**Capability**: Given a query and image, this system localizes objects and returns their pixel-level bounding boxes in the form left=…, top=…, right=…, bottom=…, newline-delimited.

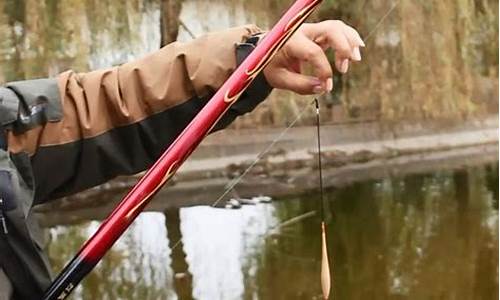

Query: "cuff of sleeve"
left=1, top=79, right=62, bottom=134
left=213, top=33, right=273, bottom=131
left=231, top=33, right=273, bottom=115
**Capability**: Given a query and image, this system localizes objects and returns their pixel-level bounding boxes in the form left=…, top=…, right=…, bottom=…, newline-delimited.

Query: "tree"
left=160, top=0, right=184, bottom=47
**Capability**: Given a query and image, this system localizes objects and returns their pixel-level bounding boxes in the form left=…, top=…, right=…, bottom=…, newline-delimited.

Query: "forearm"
left=2, top=25, right=272, bottom=204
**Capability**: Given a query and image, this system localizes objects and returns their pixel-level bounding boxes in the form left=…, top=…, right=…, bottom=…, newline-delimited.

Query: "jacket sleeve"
left=3, top=25, right=273, bottom=204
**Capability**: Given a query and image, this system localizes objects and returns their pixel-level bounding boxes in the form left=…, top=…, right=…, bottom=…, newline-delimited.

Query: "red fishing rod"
left=42, top=0, right=323, bottom=299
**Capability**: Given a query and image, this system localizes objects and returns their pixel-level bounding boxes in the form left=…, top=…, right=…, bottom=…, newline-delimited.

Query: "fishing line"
left=211, top=99, right=314, bottom=208
left=314, top=99, right=325, bottom=221
left=315, top=98, right=331, bottom=300
left=208, top=0, right=401, bottom=210
left=169, top=0, right=401, bottom=257
left=170, top=99, right=314, bottom=252
left=363, top=0, right=401, bottom=42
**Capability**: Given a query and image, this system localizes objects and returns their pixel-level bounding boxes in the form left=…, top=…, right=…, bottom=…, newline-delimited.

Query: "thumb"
left=266, top=67, right=327, bottom=95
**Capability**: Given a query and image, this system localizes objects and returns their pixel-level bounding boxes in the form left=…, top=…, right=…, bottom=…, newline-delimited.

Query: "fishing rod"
left=42, top=0, right=324, bottom=299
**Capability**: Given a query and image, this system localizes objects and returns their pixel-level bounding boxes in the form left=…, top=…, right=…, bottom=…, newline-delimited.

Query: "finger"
left=342, top=24, right=365, bottom=48
left=341, top=25, right=363, bottom=61
left=322, top=21, right=354, bottom=60
left=313, top=35, right=330, bottom=51
left=335, top=56, right=349, bottom=74
left=269, top=67, right=326, bottom=95
left=286, top=33, right=333, bottom=81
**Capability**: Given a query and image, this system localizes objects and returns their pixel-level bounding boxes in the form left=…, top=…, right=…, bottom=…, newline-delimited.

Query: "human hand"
left=263, top=20, right=364, bottom=95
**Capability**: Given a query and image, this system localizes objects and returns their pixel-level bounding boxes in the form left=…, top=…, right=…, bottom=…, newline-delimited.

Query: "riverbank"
left=35, top=115, right=498, bottom=226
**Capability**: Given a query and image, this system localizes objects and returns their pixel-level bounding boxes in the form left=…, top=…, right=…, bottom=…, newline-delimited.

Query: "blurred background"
left=0, top=0, right=498, bottom=299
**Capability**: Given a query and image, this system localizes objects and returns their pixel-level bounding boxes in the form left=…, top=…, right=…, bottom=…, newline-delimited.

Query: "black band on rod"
left=42, top=256, right=97, bottom=300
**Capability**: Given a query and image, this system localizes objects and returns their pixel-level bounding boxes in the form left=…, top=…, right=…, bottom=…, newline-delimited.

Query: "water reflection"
left=45, top=164, right=498, bottom=299
left=47, top=215, right=177, bottom=299
left=165, top=207, right=193, bottom=299
left=181, top=204, right=277, bottom=300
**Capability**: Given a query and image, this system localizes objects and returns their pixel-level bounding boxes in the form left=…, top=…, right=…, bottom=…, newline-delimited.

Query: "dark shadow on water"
left=164, top=207, right=193, bottom=299
left=485, top=163, right=499, bottom=210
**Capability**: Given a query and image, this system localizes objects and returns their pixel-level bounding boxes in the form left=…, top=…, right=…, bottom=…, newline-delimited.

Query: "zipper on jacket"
left=0, top=198, right=7, bottom=234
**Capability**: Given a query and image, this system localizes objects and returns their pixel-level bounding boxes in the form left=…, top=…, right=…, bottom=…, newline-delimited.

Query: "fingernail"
left=310, top=77, right=322, bottom=86
left=313, top=85, right=324, bottom=95
left=359, top=37, right=366, bottom=47
left=326, top=78, right=333, bottom=92
left=340, top=59, right=349, bottom=73
left=352, top=47, right=361, bottom=61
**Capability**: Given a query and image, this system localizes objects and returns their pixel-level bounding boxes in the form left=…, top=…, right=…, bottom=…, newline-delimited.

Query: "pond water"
left=43, top=163, right=498, bottom=300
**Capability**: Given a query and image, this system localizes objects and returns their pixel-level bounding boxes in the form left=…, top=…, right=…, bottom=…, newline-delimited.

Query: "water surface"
left=44, top=163, right=499, bottom=299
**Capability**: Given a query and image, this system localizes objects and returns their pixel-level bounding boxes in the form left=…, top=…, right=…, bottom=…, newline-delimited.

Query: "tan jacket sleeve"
left=2, top=25, right=273, bottom=204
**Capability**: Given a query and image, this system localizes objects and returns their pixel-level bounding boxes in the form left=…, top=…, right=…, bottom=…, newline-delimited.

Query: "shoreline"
left=35, top=115, right=499, bottom=227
